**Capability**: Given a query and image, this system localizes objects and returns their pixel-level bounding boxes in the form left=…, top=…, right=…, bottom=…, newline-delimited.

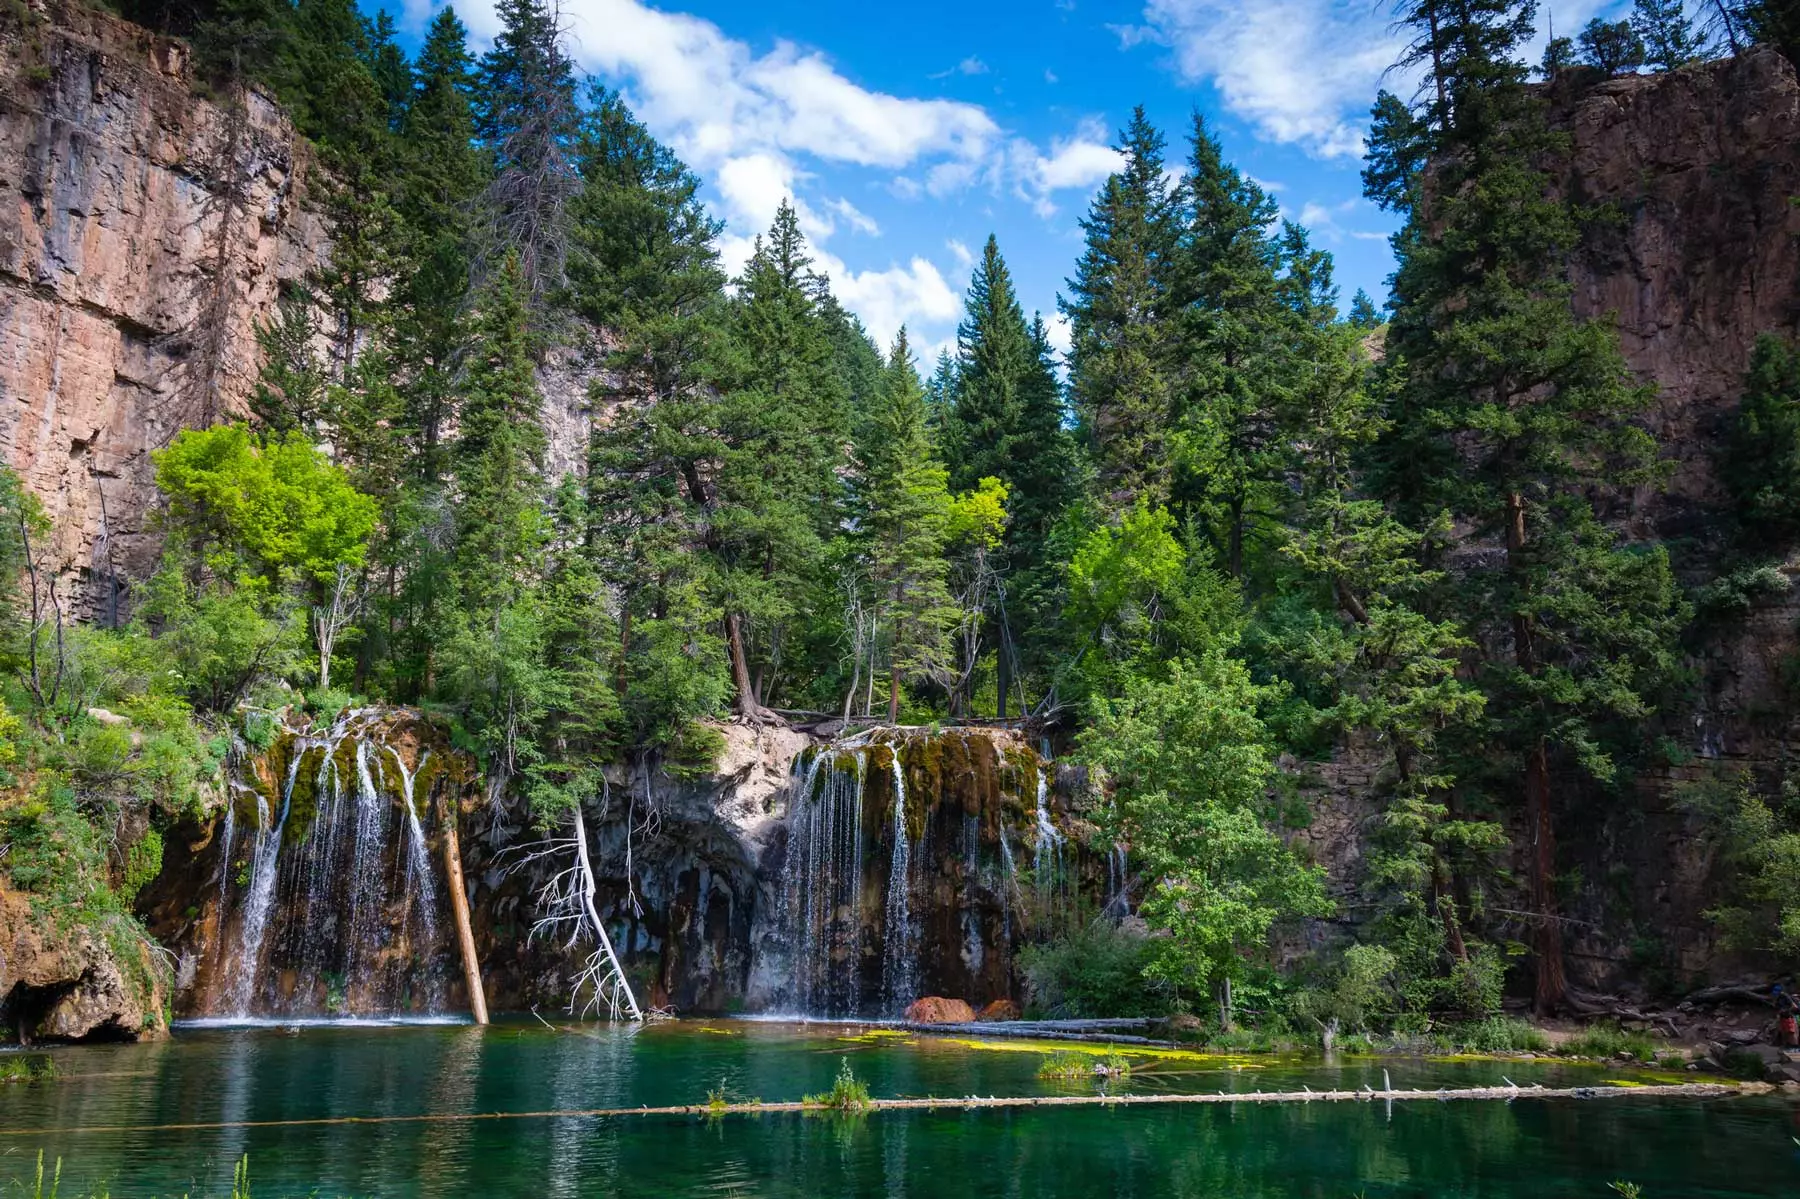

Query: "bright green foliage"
left=1079, top=651, right=1328, bottom=1001
left=1707, top=778, right=1800, bottom=961
left=1018, top=920, right=1172, bottom=1017
left=153, top=425, right=376, bottom=587
left=1721, top=335, right=1800, bottom=540
left=1062, top=502, right=1239, bottom=708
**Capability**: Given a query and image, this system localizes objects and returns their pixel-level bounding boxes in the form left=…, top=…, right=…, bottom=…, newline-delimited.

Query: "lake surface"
left=0, top=1020, right=1792, bottom=1197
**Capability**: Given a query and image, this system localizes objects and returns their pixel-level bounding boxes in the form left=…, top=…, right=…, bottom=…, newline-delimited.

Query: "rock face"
left=1555, top=50, right=1800, bottom=529
left=0, top=2, right=329, bottom=609
left=144, top=717, right=1091, bottom=1020
left=1, top=889, right=167, bottom=1041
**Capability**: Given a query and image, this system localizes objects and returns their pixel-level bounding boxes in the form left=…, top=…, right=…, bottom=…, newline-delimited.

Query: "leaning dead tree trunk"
left=438, top=791, right=489, bottom=1025
left=517, top=797, right=642, bottom=1021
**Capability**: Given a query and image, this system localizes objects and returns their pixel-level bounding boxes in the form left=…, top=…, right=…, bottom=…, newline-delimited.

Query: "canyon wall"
left=0, top=1, right=330, bottom=609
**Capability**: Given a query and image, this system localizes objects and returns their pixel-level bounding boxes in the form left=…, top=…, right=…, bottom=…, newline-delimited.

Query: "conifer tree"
left=1064, top=108, right=1179, bottom=513
left=1347, top=289, right=1382, bottom=330
left=1371, top=0, right=1685, bottom=1013
left=1632, top=0, right=1709, bottom=68
left=1171, top=113, right=1290, bottom=580
left=475, top=0, right=581, bottom=305
left=1578, top=16, right=1647, bottom=73
left=856, top=332, right=957, bottom=721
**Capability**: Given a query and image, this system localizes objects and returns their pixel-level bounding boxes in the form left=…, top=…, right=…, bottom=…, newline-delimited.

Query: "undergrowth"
left=803, top=1057, right=872, bottom=1112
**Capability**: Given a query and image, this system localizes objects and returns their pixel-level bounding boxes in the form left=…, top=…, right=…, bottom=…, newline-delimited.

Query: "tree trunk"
left=438, top=794, right=488, bottom=1025
left=725, top=611, right=774, bottom=721
left=1525, top=736, right=1565, bottom=1013
left=888, top=661, right=901, bottom=724
left=1505, top=490, right=1564, bottom=1014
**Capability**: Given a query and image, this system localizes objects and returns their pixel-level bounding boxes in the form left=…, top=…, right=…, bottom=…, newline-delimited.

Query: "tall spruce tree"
left=856, top=331, right=957, bottom=721
left=1371, top=0, right=1685, bottom=1012
left=1063, top=108, right=1180, bottom=513
left=1632, top=0, right=1709, bottom=68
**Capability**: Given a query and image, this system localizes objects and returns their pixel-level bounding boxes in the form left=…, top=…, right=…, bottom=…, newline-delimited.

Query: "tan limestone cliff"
left=0, top=2, right=330, bottom=610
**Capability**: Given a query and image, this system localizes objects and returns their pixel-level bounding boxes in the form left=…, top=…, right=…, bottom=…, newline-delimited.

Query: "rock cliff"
left=0, top=1, right=329, bottom=610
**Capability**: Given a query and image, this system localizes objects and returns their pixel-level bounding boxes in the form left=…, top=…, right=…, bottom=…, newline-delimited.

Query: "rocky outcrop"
left=1, top=889, right=167, bottom=1041
left=1555, top=49, right=1800, bottom=532
left=0, top=1, right=330, bottom=609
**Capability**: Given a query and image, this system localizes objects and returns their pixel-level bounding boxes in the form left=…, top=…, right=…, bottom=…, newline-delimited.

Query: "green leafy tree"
left=1079, top=651, right=1329, bottom=1020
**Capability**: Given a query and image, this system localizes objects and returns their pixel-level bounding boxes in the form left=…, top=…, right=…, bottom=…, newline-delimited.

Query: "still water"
left=0, top=1020, right=1792, bottom=1197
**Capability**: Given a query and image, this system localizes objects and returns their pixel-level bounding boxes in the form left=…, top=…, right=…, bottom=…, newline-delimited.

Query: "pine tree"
left=707, top=202, right=849, bottom=717
left=1372, top=0, right=1686, bottom=1013
left=1063, top=108, right=1179, bottom=513
left=856, top=331, right=957, bottom=721
left=475, top=0, right=581, bottom=305
left=1579, top=17, right=1647, bottom=73
left=1171, top=112, right=1291, bottom=580
left=1347, top=289, right=1382, bottom=330
left=1632, top=0, right=1709, bottom=68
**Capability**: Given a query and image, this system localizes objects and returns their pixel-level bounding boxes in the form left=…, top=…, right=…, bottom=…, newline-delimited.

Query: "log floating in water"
left=0, top=1082, right=1762, bottom=1138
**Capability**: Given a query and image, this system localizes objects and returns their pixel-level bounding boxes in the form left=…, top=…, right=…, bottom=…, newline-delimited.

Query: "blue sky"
left=381, top=0, right=1624, bottom=363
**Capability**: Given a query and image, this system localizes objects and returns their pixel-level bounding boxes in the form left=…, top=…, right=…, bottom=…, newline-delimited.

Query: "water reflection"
left=0, top=1023, right=1791, bottom=1198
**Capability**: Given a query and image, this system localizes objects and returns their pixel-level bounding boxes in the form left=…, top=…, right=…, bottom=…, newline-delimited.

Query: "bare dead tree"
left=17, top=502, right=66, bottom=715
left=311, top=563, right=364, bottom=689
left=510, top=794, right=643, bottom=1021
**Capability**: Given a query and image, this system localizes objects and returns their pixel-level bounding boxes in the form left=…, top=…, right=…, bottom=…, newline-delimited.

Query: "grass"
left=1452, top=1016, right=1552, bottom=1054
left=802, top=1057, right=872, bottom=1112
left=12, top=1153, right=253, bottom=1199
left=0, top=1055, right=59, bottom=1085
left=1038, top=1049, right=1131, bottom=1080
left=1559, top=1025, right=1662, bottom=1062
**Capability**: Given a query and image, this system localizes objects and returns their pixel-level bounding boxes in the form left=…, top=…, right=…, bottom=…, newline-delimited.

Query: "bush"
left=1018, top=920, right=1172, bottom=1018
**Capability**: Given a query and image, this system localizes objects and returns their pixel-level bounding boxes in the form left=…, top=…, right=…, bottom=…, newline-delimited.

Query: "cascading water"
left=881, top=752, right=918, bottom=1015
left=207, top=712, right=452, bottom=1018
left=764, top=728, right=1069, bottom=1019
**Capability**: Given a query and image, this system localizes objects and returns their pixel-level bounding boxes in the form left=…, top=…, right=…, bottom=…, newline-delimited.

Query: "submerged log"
left=0, top=1082, right=1761, bottom=1139
left=439, top=796, right=488, bottom=1025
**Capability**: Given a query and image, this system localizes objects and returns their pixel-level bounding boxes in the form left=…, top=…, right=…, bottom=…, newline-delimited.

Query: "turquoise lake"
left=0, top=1020, right=1792, bottom=1197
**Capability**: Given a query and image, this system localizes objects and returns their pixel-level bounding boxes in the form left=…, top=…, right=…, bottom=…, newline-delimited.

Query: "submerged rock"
left=905, top=996, right=976, bottom=1024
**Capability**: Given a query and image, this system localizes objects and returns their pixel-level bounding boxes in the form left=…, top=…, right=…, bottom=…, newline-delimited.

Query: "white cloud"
left=823, top=254, right=963, bottom=353
left=933, top=56, right=991, bottom=78
left=826, top=197, right=881, bottom=237
left=1011, top=119, right=1125, bottom=216
left=1121, top=0, right=1401, bottom=159
left=1292, top=197, right=1384, bottom=244
left=946, top=239, right=975, bottom=270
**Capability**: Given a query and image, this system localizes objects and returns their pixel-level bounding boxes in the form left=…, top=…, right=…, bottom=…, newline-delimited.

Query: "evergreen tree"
left=1632, top=0, right=1710, bottom=68
left=855, top=332, right=957, bottom=720
left=1371, top=0, right=1686, bottom=1013
left=1171, top=113, right=1290, bottom=580
left=1347, top=289, right=1382, bottom=330
left=1063, top=108, right=1180, bottom=513
left=1721, top=335, right=1800, bottom=541
left=1579, top=16, right=1648, bottom=72
left=475, top=0, right=581, bottom=305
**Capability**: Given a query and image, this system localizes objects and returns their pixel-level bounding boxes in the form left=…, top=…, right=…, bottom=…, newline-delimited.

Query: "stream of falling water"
left=881, top=751, right=917, bottom=1016
left=215, top=714, right=449, bottom=1017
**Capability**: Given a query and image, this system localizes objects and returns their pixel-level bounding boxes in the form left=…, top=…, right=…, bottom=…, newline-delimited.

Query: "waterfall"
left=211, top=713, right=451, bottom=1018
left=225, top=752, right=298, bottom=1012
left=880, top=750, right=917, bottom=1016
left=774, top=746, right=866, bottom=1017
left=1032, top=767, right=1063, bottom=893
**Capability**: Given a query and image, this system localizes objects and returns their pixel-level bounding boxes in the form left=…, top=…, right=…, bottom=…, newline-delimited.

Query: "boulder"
left=977, top=999, right=1020, bottom=1022
left=904, top=997, right=976, bottom=1024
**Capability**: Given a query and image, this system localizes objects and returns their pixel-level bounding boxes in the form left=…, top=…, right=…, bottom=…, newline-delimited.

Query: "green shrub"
left=1036, top=1050, right=1093, bottom=1079
left=1019, top=920, right=1172, bottom=1018
left=0, top=1055, right=59, bottom=1085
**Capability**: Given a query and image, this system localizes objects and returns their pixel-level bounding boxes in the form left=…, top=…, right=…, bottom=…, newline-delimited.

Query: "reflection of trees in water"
left=546, top=1025, right=635, bottom=1199
left=415, top=1026, right=487, bottom=1196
